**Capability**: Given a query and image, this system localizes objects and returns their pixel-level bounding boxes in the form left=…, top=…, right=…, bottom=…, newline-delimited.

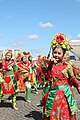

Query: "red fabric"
left=14, top=71, right=20, bottom=81
left=38, top=76, right=44, bottom=83
left=42, top=90, right=77, bottom=120
left=51, top=63, right=68, bottom=80
left=69, top=76, right=80, bottom=88
left=72, top=65, right=80, bottom=76
left=2, top=60, right=14, bottom=70
left=16, top=61, right=31, bottom=91
left=17, top=75, right=25, bottom=91
left=50, top=63, right=68, bottom=86
left=36, top=66, right=44, bottom=83
left=16, top=61, right=30, bottom=71
left=50, top=90, right=71, bottom=120
left=2, top=76, right=15, bottom=94
left=42, top=90, right=50, bottom=107
left=30, top=71, right=35, bottom=85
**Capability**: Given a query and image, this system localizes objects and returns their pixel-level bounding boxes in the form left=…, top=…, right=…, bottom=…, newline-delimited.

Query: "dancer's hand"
left=51, top=58, right=57, bottom=64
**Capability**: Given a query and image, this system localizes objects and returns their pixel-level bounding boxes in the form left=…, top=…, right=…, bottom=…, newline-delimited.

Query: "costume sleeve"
left=13, top=64, right=20, bottom=81
left=45, top=61, right=54, bottom=81
left=0, top=72, right=4, bottom=83
left=72, top=65, right=80, bottom=80
left=68, top=64, right=80, bottom=88
left=13, top=64, right=19, bottom=72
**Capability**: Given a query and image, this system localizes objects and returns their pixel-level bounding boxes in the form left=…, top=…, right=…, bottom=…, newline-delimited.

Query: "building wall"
left=71, top=45, right=80, bottom=58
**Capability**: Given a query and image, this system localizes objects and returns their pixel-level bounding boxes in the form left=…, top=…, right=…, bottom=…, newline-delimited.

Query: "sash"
left=2, top=60, right=14, bottom=70
left=16, top=62, right=30, bottom=72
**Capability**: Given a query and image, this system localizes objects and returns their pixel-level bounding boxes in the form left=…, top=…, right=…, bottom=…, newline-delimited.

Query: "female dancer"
left=42, top=33, right=80, bottom=120
left=1, top=50, right=18, bottom=110
left=14, top=51, right=31, bottom=102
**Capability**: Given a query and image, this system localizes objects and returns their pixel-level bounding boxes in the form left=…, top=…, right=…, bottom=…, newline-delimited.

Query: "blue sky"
left=0, top=0, right=80, bottom=58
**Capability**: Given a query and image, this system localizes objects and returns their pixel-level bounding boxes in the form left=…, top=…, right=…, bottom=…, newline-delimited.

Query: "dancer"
left=36, top=55, right=48, bottom=88
left=27, top=52, right=38, bottom=94
left=1, top=50, right=18, bottom=110
left=42, top=33, right=80, bottom=120
left=14, top=51, right=31, bottom=102
left=0, top=57, right=4, bottom=102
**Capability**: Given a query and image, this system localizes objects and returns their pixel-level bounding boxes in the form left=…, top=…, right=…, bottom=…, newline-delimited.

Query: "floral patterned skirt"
left=42, top=90, right=77, bottom=120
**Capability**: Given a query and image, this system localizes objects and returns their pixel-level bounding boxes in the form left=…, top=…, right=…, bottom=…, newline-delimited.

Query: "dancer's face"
left=52, top=47, right=64, bottom=63
left=5, top=52, right=12, bottom=61
left=22, top=56, right=27, bottom=63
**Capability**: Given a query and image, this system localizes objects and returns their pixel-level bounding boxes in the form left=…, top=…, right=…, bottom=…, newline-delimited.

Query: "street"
left=0, top=88, right=80, bottom=120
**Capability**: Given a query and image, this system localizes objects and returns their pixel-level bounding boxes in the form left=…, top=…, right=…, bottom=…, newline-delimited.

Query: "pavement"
left=0, top=88, right=80, bottom=120
left=0, top=89, right=42, bottom=120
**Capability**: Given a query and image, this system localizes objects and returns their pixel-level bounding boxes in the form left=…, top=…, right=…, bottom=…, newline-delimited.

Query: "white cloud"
left=32, top=48, right=46, bottom=55
left=27, top=34, right=39, bottom=40
left=12, top=41, right=25, bottom=47
left=38, top=22, right=54, bottom=28
left=31, top=48, right=45, bottom=58
left=77, top=34, right=80, bottom=39
left=32, top=48, right=43, bottom=53
left=31, top=48, right=47, bottom=58
left=5, top=16, right=14, bottom=20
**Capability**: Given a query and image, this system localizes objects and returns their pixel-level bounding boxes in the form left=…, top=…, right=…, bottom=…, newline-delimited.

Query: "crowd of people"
left=0, top=32, right=80, bottom=120
left=0, top=49, right=48, bottom=110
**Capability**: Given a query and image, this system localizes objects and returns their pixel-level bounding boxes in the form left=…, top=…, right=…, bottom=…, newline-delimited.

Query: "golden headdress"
left=50, top=33, right=72, bottom=50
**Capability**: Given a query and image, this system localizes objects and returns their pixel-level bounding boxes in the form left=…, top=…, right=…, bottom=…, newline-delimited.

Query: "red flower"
left=26, top=52, right=31, bottom=55
left=8, top=50, right=12, bottom=52
left=17, top=53, right=21, bottom=57
left=23, top=51, right=27, bottom=55
left=56, top=35, right=64, bottom=43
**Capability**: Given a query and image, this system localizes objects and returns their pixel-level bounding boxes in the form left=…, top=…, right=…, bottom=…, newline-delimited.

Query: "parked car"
left=70, top=55, right=79, bottom=61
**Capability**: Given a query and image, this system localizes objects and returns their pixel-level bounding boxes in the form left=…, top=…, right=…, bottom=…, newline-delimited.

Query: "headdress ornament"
left=50, top=33, right=72, bottom=50
left=19, top=51, right=27, bottom=57
left=17, top=53, right=21, bottom=58
left=38, top=54, right=46, bottom=61
left=64, top=52, right=70, bottom=59
left=26, top=52, right=32, bottom=56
